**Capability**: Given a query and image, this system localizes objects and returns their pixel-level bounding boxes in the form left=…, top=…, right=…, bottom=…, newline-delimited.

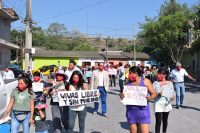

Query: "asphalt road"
left=26, top=84, right=200, bottom=133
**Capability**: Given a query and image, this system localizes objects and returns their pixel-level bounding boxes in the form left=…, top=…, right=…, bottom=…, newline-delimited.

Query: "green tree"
left=140, top=0, right=191, bottom=63
left=32, top=27, right=46, bottom=47
left=47, top=22, right=67, bottom=37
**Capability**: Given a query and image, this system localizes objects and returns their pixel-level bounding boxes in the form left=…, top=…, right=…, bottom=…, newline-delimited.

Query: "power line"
left=2, top=0, right=25, bottom=20
left=37, top=0, right=110, bottom=24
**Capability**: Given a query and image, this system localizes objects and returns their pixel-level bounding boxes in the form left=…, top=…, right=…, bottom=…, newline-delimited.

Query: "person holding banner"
left=49, top=72, right=68, bottom=133
left=120, top=66, right=157, bottom=133
left=32, top=72, right=51, bottom=133
left=91, top=62, right=109, bottom=117
left=67, top=70, right=88, bottom=133
left=153, top=68, right=175, bottom=133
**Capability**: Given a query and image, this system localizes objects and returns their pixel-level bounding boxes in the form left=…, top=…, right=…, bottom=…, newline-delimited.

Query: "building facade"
left=0, top=5, right=19, bottom=69
left=32, top=48, right=150, bottom=70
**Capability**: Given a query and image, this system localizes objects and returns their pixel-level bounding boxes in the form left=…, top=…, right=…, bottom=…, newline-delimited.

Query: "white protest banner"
left=121, top=85, right=148, bottom=106
left=58, top=89, right=99, bottom=106
left=0, top=116, right=11, bottom=124
left=32, top=83, right=44, bottom=92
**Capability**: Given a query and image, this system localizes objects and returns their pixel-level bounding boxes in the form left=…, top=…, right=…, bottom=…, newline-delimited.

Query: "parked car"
left=33, top=65, right=57, bottom=75
left=9, top=67, right=25, bottom=78
left=0, top=71, right=18, bottom=118
left=7, top=64, right=21, bottom=69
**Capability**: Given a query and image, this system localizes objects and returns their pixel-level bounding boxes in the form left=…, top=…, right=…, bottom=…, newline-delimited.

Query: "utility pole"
left=105, top=37, right=108, bottom=64
left=133, top=25, right=136, bottom=66
left=24, top=0, right=32, bottom=72
left=133, top=37, right=136, bottom=66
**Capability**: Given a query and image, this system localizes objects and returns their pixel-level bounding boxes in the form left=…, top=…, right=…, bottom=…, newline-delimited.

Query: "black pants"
left=87, top=77, right=91, bottom=84
left=155, top=112, right=169, bottom=133
left=109, top=75, right=116, bottom=86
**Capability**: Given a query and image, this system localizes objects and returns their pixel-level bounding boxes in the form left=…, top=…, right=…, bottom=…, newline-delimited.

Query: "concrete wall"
left=0, top=46, right=11, bottom=69
left=0, top=18, right=11, bottom=41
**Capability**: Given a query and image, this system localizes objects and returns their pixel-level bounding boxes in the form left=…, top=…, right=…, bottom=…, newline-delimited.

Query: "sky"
left=2, top=0, right=199, bottom=39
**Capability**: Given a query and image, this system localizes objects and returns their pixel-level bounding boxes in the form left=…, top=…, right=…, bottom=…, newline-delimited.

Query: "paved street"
left=28, top=84, right=200, bottom=133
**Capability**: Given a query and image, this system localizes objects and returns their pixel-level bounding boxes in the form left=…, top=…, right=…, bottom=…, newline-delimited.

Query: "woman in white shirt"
left=67, top=70, right=88, bottom=133
left=153, top=68, right=175, bottom=133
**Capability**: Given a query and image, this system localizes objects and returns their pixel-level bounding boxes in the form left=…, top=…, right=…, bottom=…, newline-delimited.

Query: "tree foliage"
left=47, top=22, right=67, bottom=37
left=11, top=22, right=96, bottom=51
left=139, top=0, right=192, bottom=63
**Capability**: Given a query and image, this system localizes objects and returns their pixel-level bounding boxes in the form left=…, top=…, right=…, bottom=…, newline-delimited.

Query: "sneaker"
left=176, top=106, right=179, bottom=109
left=180, top=105, right=183, bottom=108
left=93, top=111, right=97, bottom=115
left=102, top=113, right=109, bottom=118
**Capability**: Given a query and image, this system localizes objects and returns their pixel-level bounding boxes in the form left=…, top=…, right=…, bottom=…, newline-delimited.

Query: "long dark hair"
left=129, top=66, right=143, bottom=77
left=157, top=68, right=170, bottom=80
left=69, top=70, right=85, bottom=88
left=18, top=74, right=33, bottom=95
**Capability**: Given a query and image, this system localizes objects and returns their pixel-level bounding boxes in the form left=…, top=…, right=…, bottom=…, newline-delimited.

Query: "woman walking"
left=3, top=75, right=34, bottom=133
left=153, top=68, right=175, bottom=133
left=120, top=66, right=157, bottom=133
left=67, top=71, right=88, bottom=133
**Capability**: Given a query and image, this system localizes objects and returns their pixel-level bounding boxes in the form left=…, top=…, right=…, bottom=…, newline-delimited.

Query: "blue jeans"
left=36, top=130, right=49, bottom=133
left=94, top=86, right=107, bottom=114
left=67, top=107, right=87, bottom=133
left=11, top=111, right=30, bottom=133
left=174, top=82, right=185, bottom=106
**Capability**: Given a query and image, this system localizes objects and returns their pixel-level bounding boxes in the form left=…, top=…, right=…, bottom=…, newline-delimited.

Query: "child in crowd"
left=32, top=72, right=50, bottom=133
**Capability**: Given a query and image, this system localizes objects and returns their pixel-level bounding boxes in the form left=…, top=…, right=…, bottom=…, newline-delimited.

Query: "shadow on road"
left=113, top=89, right=120, bottom=92
left=87, top=106, right=94, bottom=114
left=181, top=105, right=200, bottom=111
left=172, top=105, right=200, bottom=111
left=119, top=122, right=129, bottom=130
left=107, top=91, right=119, bottom=95
left=185, top=87, right=200, bottom=94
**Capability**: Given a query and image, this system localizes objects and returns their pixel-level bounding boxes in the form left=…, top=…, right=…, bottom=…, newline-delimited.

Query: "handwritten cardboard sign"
left=32, top=83, right=44, bottom=92
left=52, top=82, right=65, bottom=102
left=121, top=85, right=148, bottom=106
left=58, top=90, right=99, bottom=106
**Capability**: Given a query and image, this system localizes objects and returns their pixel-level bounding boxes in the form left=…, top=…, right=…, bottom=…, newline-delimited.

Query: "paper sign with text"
left=52, top=82, right=65, bottom=102
left=121, top=85, right=148, bottom=106
left=58, top=90, right=99, bottom=106
left=32, top=83, right=44, bottom=92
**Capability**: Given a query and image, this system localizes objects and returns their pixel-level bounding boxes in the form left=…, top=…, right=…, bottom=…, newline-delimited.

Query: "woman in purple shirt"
left=120, top=66, right=157, bottom=133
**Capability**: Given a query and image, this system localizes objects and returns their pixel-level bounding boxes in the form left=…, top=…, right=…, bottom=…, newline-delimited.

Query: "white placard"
left=121, top=85, right=148, bottom=106
left=58, top=90, right=99, bottom=106
left=32, top=83, right=44, bottom=92
left=0, top=116, right=11, bottom=124
left=162, top=88, right=175, bottom=101
left=52, top=83, right=65, bottom=102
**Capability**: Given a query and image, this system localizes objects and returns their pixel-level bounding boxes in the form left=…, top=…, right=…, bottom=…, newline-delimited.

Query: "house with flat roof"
left=32, top=48, right=150, bottom=70
left=0, top=3, right=19, bottom=69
